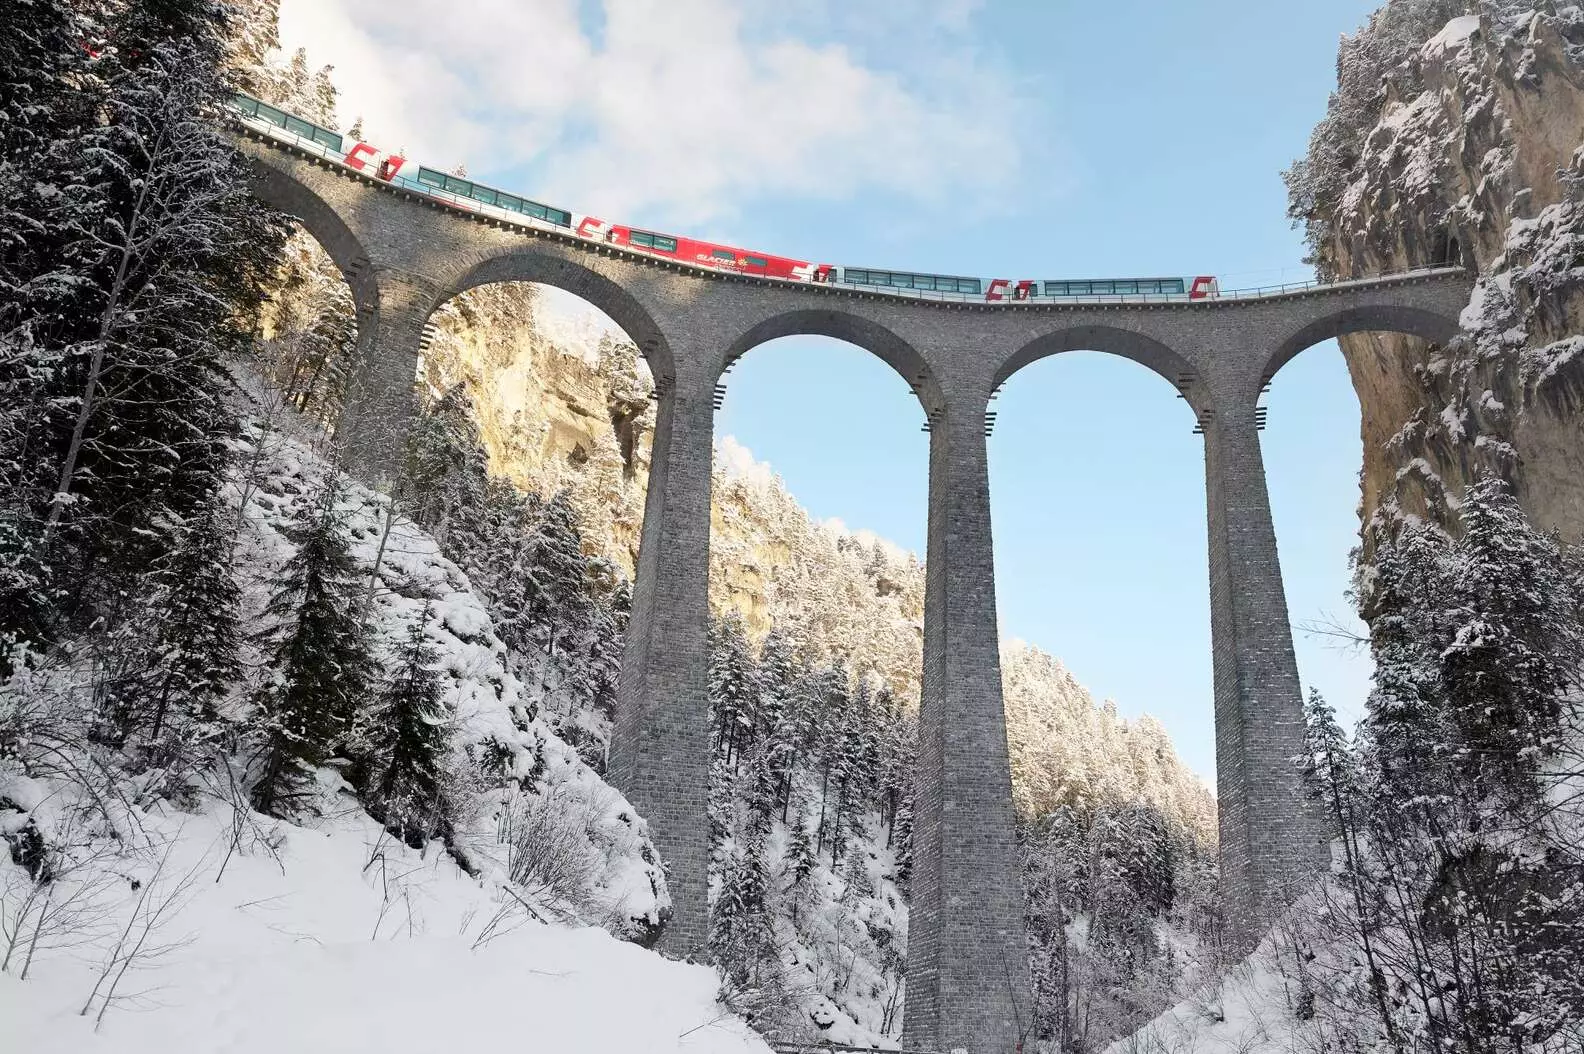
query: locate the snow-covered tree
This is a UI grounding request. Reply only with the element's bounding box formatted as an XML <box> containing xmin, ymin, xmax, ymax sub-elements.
<box><xmin>355</xmin><ymin>602</ymin><xmax>452</xmax><ymax>847</ymax></box>
<box><xmin>1</xmin><ymin>0</ymin><xmax>286</xmax><ymax>655</ymax></box>
<box><xmin>250</xmin><ymin>478</ymin><xmax>378</xmax><ymax>816</ymax></box>
<box><xmin>710</xmin><ymin>612</ymin><xmax>759</xmax><ymax>772</ymax></box>
<box><xmin>134</xmin><ymin>495</ymin><xmax>244</xmax><ymax>753</ymax></box>
<box><xmin>1287</xmin><ymin>477</ymin><xmax>1584</xmax><ymax>1050</ymax></box>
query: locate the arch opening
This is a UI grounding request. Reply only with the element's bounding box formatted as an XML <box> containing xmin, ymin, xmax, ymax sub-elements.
<box><xmin>1258</xmin><ymin>336</ymin><xmax>1374</xmax><ymax>728</ymax></box>
<box><xmin>718</xmin><ymin>308</ymin><xmax>943</xmax><ymax>416</ymax></box>
<box><xmin>444</xmin><ymin>249</ymin><xmax>676</xmax><ymax>387</ymax></box>
<box><xmin>707</xmin><ymin>332</ymin><xmax>929</xmax><ymax>1041</ymax></box>
<box><xmin>994</xmin><ymin>323</ymin><xmax>1205</xmax><ymax>400</ymax></box>
<box><xmin>253</xmin><ymin>219</ymin><xmax>368</xmax><ymax>434</ymax></box>
<box><xmin>244</xmin><ymin>155</ymin><xmax>376</xmax><ymax>312</ymax></box>
<box><xmin>1258</xmin><ymin>305</ymin><xmax>1462</xmax><ymax>729</ymax></box>
<box><xmin>988</xmin><ymin>348</ymin><xmax>1221</xmax><ymax>1043</ymax></box>
<box><xmin>419</xmin><ymin>281</ymin><xmax>658</xmax><ymax>588</ymax></box>
<box><xmin>1263</xmin><ymin>302</ymin><xmax>1460</xmax><ymax>383</ymax></box>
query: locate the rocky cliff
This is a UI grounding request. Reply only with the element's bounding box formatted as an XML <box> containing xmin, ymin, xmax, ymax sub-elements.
<box><xmin>1288</xmin><ymin>1</ymin><xmax>1584</xmax><ymax>547</ymax></box>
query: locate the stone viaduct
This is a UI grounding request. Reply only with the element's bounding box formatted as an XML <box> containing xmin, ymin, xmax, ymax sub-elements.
<box><xmin>232</xmin><ymin>119</ymin><xmax>1474</xmax><ymax>1054</ymax></box>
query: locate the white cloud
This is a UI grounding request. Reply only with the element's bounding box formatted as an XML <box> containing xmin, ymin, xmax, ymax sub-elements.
<box><xmin>715</xmin><ymin>435</ymin><xmax>778</xmax><ymax>491</ymax></box>
<box><xmin>277</xmin><ymin>0</ymin><xmax>1030</xmax><ymax>225</ymax></box>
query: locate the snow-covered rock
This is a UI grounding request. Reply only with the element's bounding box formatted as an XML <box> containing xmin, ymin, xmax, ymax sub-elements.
<box><xmin>1289</xmin><ymin>2</ymin><xmax>1584</xmax><ymax>549</ymax></box>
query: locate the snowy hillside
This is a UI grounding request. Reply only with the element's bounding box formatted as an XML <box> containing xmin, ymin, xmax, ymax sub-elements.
<box><xmin>228</xmin><ymin>383</ymin><xmax>667</xmax><ymax>935</ymax></box>
<box><xmin>2</xmin><ymin>795</ymin><xmax>765</xmax><ymax>1054</ymax></box>
<box><xmin>0</xmin><ymin>392</ymin><xmax>779</xmax><ymax>1053</ymax></box>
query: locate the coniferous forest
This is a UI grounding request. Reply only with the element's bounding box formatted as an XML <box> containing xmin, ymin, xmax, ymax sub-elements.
<box><xmin>3</xmin><ymin>2</ymin><xmax>1583</xmax><ymax>1053</ymax></box>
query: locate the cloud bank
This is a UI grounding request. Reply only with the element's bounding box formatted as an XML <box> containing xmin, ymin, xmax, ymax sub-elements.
<box><xmin>278</xmin><ymin>0</ymin><xmax>1031</xmax><ymax>226</ymax></box>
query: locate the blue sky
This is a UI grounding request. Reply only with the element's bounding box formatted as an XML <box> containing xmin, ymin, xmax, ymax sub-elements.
<box><xmin>281</xmin><ymin>0</ymin><xmax>1388</xmax><ymax>781</ymax></box>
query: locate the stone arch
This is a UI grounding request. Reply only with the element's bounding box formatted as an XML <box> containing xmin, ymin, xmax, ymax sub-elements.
<box><xmin>1263</xmin><ymin>302</ymin><xmax>1462</xmax><ymax>384</ymax></box>
<box><xmin>242</xmin><ymin>158</ymin><xmax>378</xmax><ymax>315</ymax></box>
<box><xmin>994</xmin><ymin>322</ymin><xmax>1204</xmax><ymax>413</ymax></box>
<box><xmin>442</xmin><ymin>247</ymin><xmax>676</xmax><ymax>384</ymax></box>
<box><xmin>718</xmin><ymin>308</ymin><xmax>943</xmax><ymax>416</ymax></box>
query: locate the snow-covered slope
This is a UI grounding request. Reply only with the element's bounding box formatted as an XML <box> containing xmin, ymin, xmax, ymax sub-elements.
<box><xmin>229</xmin><ymin>387</ymin><xmax>666</xmax><ymax>934</ymax></box>
<box><xmin>1</xmin><ymin>797</ymin><xmax>766</xmax><ymax>1054</ymax></box>
<box><xmin>1</xmin><ymin>395</ymin><xmax>775</xmax><ymax>1053</ymax></box>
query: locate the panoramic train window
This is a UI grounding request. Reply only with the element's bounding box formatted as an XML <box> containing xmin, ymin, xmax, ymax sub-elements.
<box><xmin>712</xmin><ymin>249</ymin><xmax>736</xmax><ymax>260</ymax></box>
<box><xmin>629</xmin><ymin>230</ymin><xmax>679</xmax><ymax>253</ymax></box>
<box><xmin>843</xmin><ymin>268</ymin><xmax>981</xmax><ymax>294</ymax></box>
<box><xmin>267</xmin><ymin>109</ymin><xmax>343</xmax><ymax>152</ymax></box>
<box><xmin>745</xmin><ymin>256</ymin><xmax>769</xmax><ymax>268</ymax></box>
<box><xmin>1043</xmin><ymin>278</ymin><xmax>1188</xmax><ymax>296</ymax></box>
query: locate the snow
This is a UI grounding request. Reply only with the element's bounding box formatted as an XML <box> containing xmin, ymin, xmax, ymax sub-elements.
<box><xmin>717</xmin><ymin>434</ymin><xmax>780</xmax><ymax>493</ymax></box>
<box><xmin>1</xmin><ymin>799</ymin><xmax>769</xmax><ymax>1054</ymax></box>
<box><xmin>2</xmin><ymin>387</ymin><xmax>754</xmax><ymax>1053</ymax></box>
<box><xmin>221</xmin><ymin>390</ymin><xmax>668</xmax><ymax>934</ymax></box>
<box><xmin>1103</xmin><ymin>946</ymin><xmax>1295</xmax><ymax>1054</ymax></box>
<box><xmin>1423</xmin><ymin>15</ymin><xmax>1482</xmax><ymax>58</ymax></box>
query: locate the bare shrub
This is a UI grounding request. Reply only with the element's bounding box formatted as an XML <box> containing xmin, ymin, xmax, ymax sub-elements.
<box><xmin>80</xmin><ymin>837</ymin><xmax>205</xmax><ymax>1031</ymax></box>
<box><xmin>1</xmin><ymin>812</ymin><xmax>120</xmax><ymax>979</ymax></box>
<box><xmin>500</xmin><ymin>790</ymin><xmax>597</xmax><ymax>913</ymax></box>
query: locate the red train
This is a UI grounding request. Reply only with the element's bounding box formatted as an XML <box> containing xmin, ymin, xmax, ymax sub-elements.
<box><xmin>232</xmin><ymin>92</ymin><xmax>1220</xmax><ymax>304</ymax></box>
<box><xmin>576</xmin><ymin>217</ymin><xmax>836</xmax><ymax>284</ymax></box>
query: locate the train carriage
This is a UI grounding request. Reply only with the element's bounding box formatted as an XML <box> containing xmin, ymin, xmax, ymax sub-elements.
<box><xmin>580</xmin><ymin>219</ymin><xmax>836</xmax><ymax>284</ymax></box>
<box><xmin>226</xmin><ymin>92</ymin><xmax>1219</xmax><ymax>303</ymax></box>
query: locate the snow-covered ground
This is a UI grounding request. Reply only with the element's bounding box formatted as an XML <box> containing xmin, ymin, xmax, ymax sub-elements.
<box><xmin>2</xmin><ymin>795</ymin><xmax>769</xmax><ymax>1054</ymax></box>
<box><xmin>3</xmin><ymin>388</ymin><xmax>768</xmax><ymax>1054</ymax></box>
<box><xmin>1103</xmin><ymin>946</ymin><xmax>1301</xmax><ymax>1054</ymax></box>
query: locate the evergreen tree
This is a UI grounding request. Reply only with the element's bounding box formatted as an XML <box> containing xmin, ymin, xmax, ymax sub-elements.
<box><xmin>710</xmin><ymin>825</ymin><xmax>783</xmax><ymax>1017</ymax></box>
<box><xmin>250</xmin><ymin>478</ymin><xmax>378</xmax><ymax>815</ymax></box>
<box><xmin>225</xmin><ymin>0</ymin><xmax>283</xmax><ymax>96</ymax></box>
<box><xmin>709</xmin><ymin>613</ymin><xmax>759</xmax><ymax>771</ymax></box>
<box><xmin>519</xmin><ymin>490</ymin><xmax>593</xmax><ymax>659</ymax></box>
<box><xmin>1327</xmin><ymin>477</ymin><xmax>1584</xmax><ymax>1050</ymax></box>
<box><xmin>2</xmin><ymin>0</ymin><xmax>287</xmax><ymax>651</ymax></box>
<box><xmin>403</xmin><ymin>385</ymin><xmax>490</xmax><ymax>545</ymax></box>
<box><xmin>1435</xmin><ymin>476</ymin><xmax>1580</xmax><ymax>808</ymax></box>
<box><xmin>136</xmin><ymin>495</ymin><xmax>245</xmax><ymax>752</ymax></box>
<box><xmin>356</xmin><ymin>603</ymin><xmax>451</xmax><ymax>847</ymax></box>
<box><xmin>781</xmin><ymin>810</ymin><xmax>820</xmax><ymax>930</ymax></box>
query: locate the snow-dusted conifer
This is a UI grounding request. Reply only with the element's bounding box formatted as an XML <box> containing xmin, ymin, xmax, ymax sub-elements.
<box><xmin>520</xmin><ymin>490</ymin><xmax>594</xmax><ymax>658</ymax></box>
<box><xmin>710</xmin><ymin>612</ymin><xmax>759</xmax><ymax>771</ymax></box>
<box><xmin>135</xmin><ymin>496</ymin><xmax>244</xmax><ymax>751</ymax></box>
<box><xmin>356</xmin><ymin>602</ymin><xmax>451</xmax><ymax>847</ymax></box>
<box><xmin>710</xmin><ymin>825</ymin><xmax>784</xmax><ymax>1021</ymax></box>
<box><xmin>250</xmin><ymin>477</ymin><xmax>378</xmax><ymax>815</ymax></box>
<box><xmin>4</xmin><ymin>0</ymin><xmax>286</xmax><ymax>644</ymax></box>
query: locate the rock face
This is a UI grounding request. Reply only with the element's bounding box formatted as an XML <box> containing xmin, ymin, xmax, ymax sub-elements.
<box><xmin>421</xmin><ymin>285</ymin><xmax>929</xmax><ymax>701</ymax></box>
<box><xmin>1289</xmin><ymin>2</ymin><xmax>1584</xmax><ymax>548</ymax></box>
